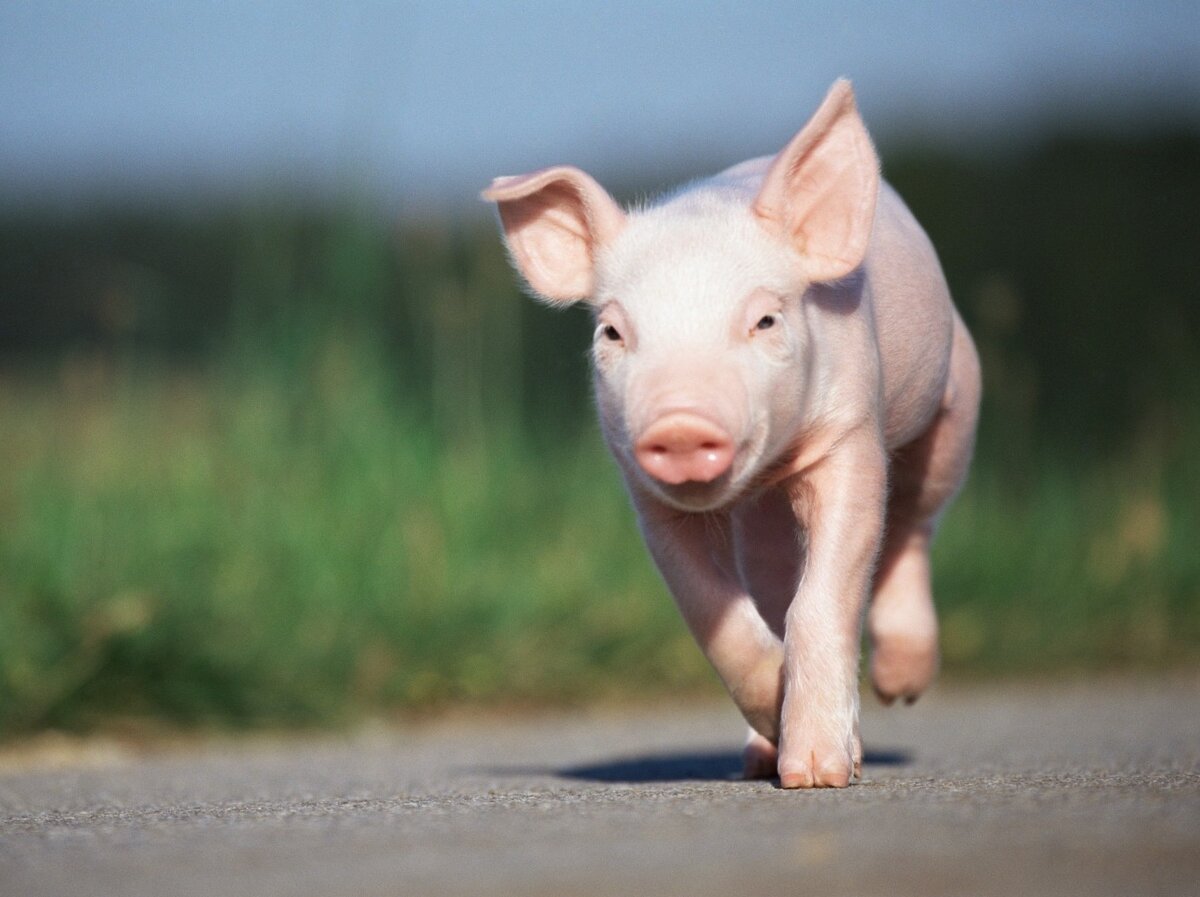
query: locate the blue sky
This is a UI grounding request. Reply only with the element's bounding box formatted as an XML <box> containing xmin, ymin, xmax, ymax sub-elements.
<box><xmin>1</xmin><ymin>1</ymin><xmax>1197</xmax><ymax>213</ymax></box>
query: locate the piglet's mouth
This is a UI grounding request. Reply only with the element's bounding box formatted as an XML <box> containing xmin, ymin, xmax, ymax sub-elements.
<box><xmin>644</xmin><ymin>470</ymin><xmax>740</xmax><ymax>513</ymax></box>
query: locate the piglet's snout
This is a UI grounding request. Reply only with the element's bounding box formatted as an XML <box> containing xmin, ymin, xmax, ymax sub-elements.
<box><xmin>635</xmin><ymin>412</ymin><xmax>734</xmax><ymax>485</ymax></box>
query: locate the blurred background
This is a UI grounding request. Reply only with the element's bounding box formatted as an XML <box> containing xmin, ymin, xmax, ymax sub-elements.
<box><xmin>1</xmin><ymin>1</ymin><xmax>1197</xmax><ymax>737</ymax></box>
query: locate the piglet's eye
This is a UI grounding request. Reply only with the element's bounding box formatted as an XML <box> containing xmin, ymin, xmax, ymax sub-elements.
<box><xmin>755</xmin><ymin>315</ymin><xmax>776</xmax><ymax>331</ymax></box>
<box><xmin>602</xmin><ymin>324</ymin><xmax>623</xmax><ymax>342</ymax></box>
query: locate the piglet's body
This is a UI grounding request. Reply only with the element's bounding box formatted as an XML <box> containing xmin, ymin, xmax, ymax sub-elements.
<box><xmin>484</xmin><ymin>81</ymin><xmax>980</xmax><ymax>788</ymax></box>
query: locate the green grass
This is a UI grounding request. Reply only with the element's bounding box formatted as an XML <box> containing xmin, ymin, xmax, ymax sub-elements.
<box><xmin>0</xmin><ymin>346</ymin><xmax>710</xmax><ymax>735</ymax></box>
<box><xmin>933</xmin><ymin>441</ymin><xmax>1200</xmax><ymax>674</ymax></box>
<box><xmin>1</xmin><ymin>339</ymin><xmax>1196</xmax><ymax>738</ymax></box>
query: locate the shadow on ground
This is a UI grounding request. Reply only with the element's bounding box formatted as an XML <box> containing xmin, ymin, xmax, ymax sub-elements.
<box><xmin>481</xmin><ymin>748</ymin><xmax>911</xmax><ymax>784</ymax></box>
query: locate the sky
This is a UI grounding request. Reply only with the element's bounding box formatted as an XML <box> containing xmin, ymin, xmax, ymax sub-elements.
<box><xmin>1</xmin><ymin>1</ymin><xmax>1198</xmax><ymax>215</ymax></box>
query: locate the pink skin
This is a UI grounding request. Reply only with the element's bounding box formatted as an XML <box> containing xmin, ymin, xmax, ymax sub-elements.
<box><xmin>482</xmin><ymin>80</ymin><xmax>981</xmax><ymax>788</ymax></box>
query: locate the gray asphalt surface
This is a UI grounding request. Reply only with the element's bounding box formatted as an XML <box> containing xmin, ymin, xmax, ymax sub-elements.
<box><xmin>1</xmin><ymin>674</ymin><xmax>1197</xmax><ymax>897</ymax></box>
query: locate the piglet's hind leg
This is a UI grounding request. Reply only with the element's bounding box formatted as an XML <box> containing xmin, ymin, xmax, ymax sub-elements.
<box><xmin>870</xmin><ymin>316</ymin><xmax>980</xmax><ymax>704</ymax></box>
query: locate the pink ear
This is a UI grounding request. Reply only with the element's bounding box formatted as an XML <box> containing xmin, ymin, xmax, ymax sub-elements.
<box><xmin>753</xmin><ymin>80</ymin><xmax>880</xmax><ymax>283</ymax></box>
<box><xmin>481</xmin><ymin>166</ymin><xmax>626</xmax><ymax>304</ymax></box>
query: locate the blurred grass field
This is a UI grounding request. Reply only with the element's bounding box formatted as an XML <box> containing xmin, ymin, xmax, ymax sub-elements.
<box><xmin>1</xmin><ymin>132</ymin><xmax>1198</xmax><ymax>737</ymax></box>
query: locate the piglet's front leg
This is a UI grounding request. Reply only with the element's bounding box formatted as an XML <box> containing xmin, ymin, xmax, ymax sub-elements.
<box><xmin>777</xmin><ymin>431</ymin><xmax>887</xmax><ymax>788</ymax></box>
<box><xmin>634</xmin><ymin>499</ymin><xmax>786</xmax><ymax>743</ymax></box>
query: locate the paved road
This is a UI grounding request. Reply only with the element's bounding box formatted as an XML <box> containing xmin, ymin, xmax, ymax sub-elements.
<box><xmin>1</xmin><ymin>674</ymin><xmax>1197</xmax><ymax>897</ymax></box>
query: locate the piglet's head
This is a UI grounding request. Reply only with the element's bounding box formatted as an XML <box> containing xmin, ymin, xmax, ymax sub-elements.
<box><xmin>483</xmin><ymin>80</ymin><xmax>879</xmax><ymax>512</ymax></box>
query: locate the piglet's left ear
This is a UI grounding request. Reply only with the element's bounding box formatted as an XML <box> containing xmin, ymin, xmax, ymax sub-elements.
<box><xmin>753</xmin><ymin>79</ymin><xmax>879</xmax><ymax>283</ymax></box>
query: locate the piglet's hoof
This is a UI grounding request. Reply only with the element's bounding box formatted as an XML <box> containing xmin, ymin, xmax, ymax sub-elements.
<box><xmin>742</xmin><ymin>731</ymin><xmax>779</xmax><ymax>780</ymax></box>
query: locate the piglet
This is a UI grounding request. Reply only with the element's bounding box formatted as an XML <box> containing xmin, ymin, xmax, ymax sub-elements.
<box><xmin>482</xmin><ymin>80</ymin><xmax>980</xmax><ymax>788</ymax></box>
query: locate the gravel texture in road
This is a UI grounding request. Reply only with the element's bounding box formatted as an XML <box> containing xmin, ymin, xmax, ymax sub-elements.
<box><xmin>1</xmin><ymin>674</ymin><xmax>1197</xmax><ymax>897</ymax></box>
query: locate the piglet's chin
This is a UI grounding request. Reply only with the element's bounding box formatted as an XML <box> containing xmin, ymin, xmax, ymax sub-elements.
<box><xmin>640</xmin><ymin>472</ymin><xmax>739</xmax><ymax>513</ymax></box>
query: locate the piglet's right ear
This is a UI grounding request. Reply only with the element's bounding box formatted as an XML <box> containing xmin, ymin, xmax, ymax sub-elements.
<box><xmin>481</xmin><ymin>166</ymin><xmax>626</xmax><ymax>304</ymax></box>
